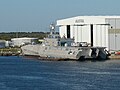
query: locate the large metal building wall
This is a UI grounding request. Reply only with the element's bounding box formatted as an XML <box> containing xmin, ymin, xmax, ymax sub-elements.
<box><xmin>70</xmin><ymin>25</ymin><xmax>91</xmax><ymax>43</ymax></box>
<box><xmin>93</xmin><ymin>24</ymin><xmax>109</xmax><ymax>47</ymax></box>
<box><xmin>57</xmin><ymin>16</ymin><xmax>108</xmax><ymax>48</ymax></box>
<box><xmin>106</xmin><ymin>17</ymin><xmax>120</xmax><ymax>50</ymax></box>
<box><xmin>59</xmin><ymin>25</ymin><xmax>91</xmax><ymax>43</ymax></box>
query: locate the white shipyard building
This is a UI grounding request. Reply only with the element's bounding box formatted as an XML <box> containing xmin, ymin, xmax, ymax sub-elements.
<box><xmin>11</xmin><ymin>37</ymin><xmax>38</xmax><ymax>47</ymax></box>
<box><xmin>57</xmin><ymin>16</ymin><xmax>120</xmax><ymax>51</ymax></box>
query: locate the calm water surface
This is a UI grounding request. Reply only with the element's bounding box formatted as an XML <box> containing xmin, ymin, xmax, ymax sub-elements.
<box><xmin>0</xmin><ymin>56</ymin><xmax>120</xmax><ymax>90</ymax></box>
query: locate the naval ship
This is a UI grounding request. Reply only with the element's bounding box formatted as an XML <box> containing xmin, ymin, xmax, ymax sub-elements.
<box><xmin>21</xmin><ymin>24</ymin><xmax>108</xmax><ymax>60</ymax></box>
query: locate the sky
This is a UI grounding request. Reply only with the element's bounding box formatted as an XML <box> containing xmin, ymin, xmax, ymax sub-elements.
<box><xmin>0</xmin><ymin>0</ymin><xmax>120</xmax><ymax>32</ymax></box>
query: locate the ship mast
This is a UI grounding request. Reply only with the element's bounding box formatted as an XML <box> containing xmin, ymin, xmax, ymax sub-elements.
<box><xmin>49</xmin><ymin>23</ymin><xmax>55</xmax><ymax>35</ymax></box>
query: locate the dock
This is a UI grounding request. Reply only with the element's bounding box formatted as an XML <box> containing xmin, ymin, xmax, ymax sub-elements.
<box><xmin>109</xmin><ymin>55</ymin><xmax>120</xmax><ymax>60</ymax></box>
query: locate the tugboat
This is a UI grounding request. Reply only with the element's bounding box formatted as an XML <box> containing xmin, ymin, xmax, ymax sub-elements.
<box><xmin>21</xmin><ymin>24</ymin><xmax>108</xmax><ymax>60</ymax></box>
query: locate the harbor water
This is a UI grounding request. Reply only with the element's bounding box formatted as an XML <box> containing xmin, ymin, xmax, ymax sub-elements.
<box><xmin>0</xmin><ymin>56</ymin><xmax>120</xmax><ymax>90</ymax></box>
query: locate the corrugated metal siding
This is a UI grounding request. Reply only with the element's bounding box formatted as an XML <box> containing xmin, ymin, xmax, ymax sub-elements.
<box><xmin>58</xmin><ymin>16</ymin><xmax>120</xmax><ymax>51</ymax></box>
<box><xmin>93</xmin><ymin>25</ymin><xmax>108</xmax><ymax>47</ymax></box>
<box><xmin>109</xmin><ymin>34</ymin><xmax>120</xmax><ymax>50</ymax></box>
<box><xmin>106</xmin><ymin>18</ymin><xmax>120</xmax><ymax>50</ymax></box>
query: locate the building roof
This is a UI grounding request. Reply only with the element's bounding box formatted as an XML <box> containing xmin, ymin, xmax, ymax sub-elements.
<box><xmin>0</xmin><ymin>40</ymin><xmax>6</xmax><ymax>42</ymax></box>
<box><xmin>11</xmin><ymin>37</ymin><xmax>38</xmax><ymax>40</ymax></box>
<box><xmin>57</xmin><ymin>16</ymin><xmax>120</xmax><ymax>26</ymax></box>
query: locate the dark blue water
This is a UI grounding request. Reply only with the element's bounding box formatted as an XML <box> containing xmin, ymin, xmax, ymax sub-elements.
<box><xmin>0</xmin><ymin>56</ymin><xmax>120</xmax><ymax>90</ymax></box>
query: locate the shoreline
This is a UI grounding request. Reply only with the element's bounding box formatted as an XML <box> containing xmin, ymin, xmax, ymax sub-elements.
<box><xmin>109</xmin><ymin>55</ymin><xmax>120</xmax><ymax>60</ymax></box>
<box><xmin>1</xmin><ymin>54</ymin><xmax>120</xmax><ymax>61</ymax></box>
<box><xmin>0</xmin><ymin>50</ymin><xmax>120</xmax><ymax>60</ymax></box>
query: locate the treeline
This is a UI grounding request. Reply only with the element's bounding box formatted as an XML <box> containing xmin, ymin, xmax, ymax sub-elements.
<box><xmin>0</xmin><ymin>32</ymin><xmax>50</xmax><ymax>40</ymax></box>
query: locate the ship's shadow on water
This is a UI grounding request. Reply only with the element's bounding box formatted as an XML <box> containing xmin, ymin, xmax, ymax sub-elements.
<box><xmin>78</xmin><ymin>58</ymin><xmax>110</xmax><ymax>62</ymax></box>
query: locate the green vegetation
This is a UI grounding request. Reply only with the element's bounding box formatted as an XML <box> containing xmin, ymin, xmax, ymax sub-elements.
<box><xmin>0</xmin><ymin>32</ymin><xmax>49</xmax><ymax>40</ymax></box>
<box><xmin>0</xmin><ymin>47</ymin><xmax>20</xmax><ymax>52</ymax></box>
<box><xmin>0</xmin><ymin>47</ymin><xmax>21</xmax><ymax>56</ymax></box>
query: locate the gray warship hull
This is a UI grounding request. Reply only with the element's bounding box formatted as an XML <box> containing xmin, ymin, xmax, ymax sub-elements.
<box><xmin>21</xmin><ymin>45</ymin><xmax>108</xmax><ymax>60</ymax></box>
<box><xmin>21</xmin><ymin>45</ymin><xmax>91</xmax><ymax>60</ymax></box>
